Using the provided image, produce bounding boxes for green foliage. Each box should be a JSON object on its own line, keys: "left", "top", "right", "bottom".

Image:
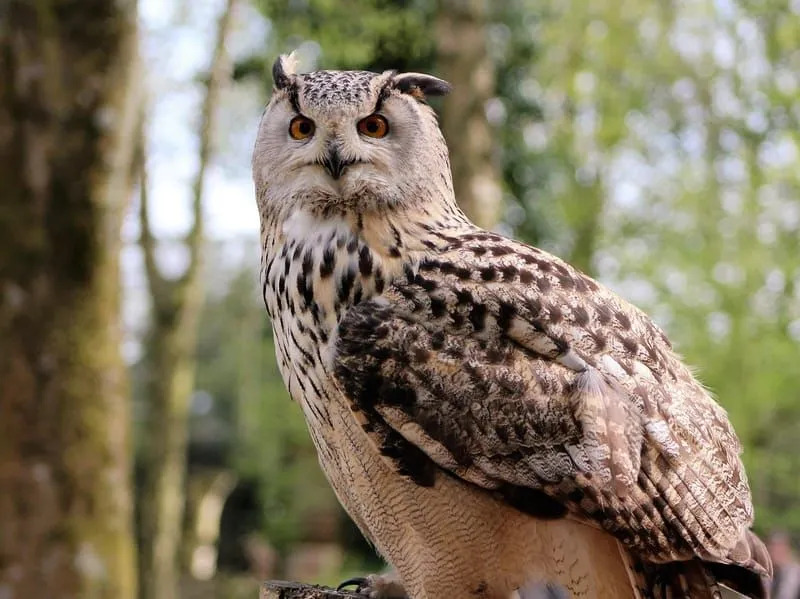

{"left": 256, "top": 0, "right": 436, "bottom": 72}
{"left": 489, "top": 1, "right": 549, "bottom": 245}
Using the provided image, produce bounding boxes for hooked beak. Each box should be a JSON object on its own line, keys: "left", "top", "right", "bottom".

{"left": 321, "top": 145, "right": 355, "bottom": 180}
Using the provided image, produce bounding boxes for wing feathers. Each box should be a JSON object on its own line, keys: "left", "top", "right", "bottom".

{"left": 569, "top": 368, "right": 642, "bottom": 494}
{"left": 333, "top": 231, "right": 768, "bottom": 592}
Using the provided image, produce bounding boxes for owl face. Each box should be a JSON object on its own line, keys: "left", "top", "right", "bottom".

{"left": 253, "top": 55, "right": 452, "bottom": 217}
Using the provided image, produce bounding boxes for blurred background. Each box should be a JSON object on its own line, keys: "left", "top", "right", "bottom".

{"left": 1, "top": 0, "right": 800, "bottom": 598}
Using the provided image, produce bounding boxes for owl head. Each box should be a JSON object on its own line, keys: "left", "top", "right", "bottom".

{"left": 252, "top": 54, "right": 453, "bottom": 219}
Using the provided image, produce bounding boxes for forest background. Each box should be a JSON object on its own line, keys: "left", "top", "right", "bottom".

{"left": 1, "top": 0, "right": 799, "bottom": 598}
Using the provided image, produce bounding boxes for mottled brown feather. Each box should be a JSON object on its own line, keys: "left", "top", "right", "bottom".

{"left": 335, "top": 232, "right": 771, "bottom": 596}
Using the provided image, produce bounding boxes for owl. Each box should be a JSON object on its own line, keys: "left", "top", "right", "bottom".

{"left": 252, "top": 54, "right": 772, "bottom": 599}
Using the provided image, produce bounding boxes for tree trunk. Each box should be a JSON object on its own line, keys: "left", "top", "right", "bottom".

{"left": 0, "top": 2, "right": 140, "bottom": 598}
{"left": 138, "top": 308, "right": 204, "bottom": 599}
{"left": 136, "top": 1, "right": 237, "bottom": 597}
{"left": 183, "top": 469, "right": 238, "bottom": 579}
{"left": 565, "top": 183, "right": 603, "bottom": 275}
{"left": 436, "top": 0, "right": 503, "bottom": 229}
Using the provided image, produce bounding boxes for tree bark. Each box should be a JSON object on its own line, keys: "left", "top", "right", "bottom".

{"left": 0, "top": 1, "right": 140, "bottom": 598}
{"left": 136, "top": 1, "right": 237, "bottom": 597}
{"left": 436, "top": 0, "right": 503, "bottom": 229}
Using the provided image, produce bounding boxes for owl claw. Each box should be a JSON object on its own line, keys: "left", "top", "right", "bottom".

{"left": 337, "top": 574, "right": 408, "bottom": 598}
{"left": 337, "top": 577, "right": 368, "bottom": 592}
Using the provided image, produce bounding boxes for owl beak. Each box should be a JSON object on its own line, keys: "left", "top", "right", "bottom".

{"left": 321, "top": 146, "right": 353, "bottom": 180}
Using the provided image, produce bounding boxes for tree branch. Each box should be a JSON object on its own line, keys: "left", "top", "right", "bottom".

{"left": 181, "top": 0, "right": 238, "bottom": 290}
{"left": 136, "top": 117, "right": 169, "bottom": 311}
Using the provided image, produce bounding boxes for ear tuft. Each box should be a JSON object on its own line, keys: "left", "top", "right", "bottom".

{"left": 393, "top": 72, "right": 452, "bottom": 99}
{"left": 272, "top": 52, "right": 299, "bottom": 90}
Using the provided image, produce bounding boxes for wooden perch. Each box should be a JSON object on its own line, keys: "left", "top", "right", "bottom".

{"left": 259, "top": 578, "right": 751, "bottom": 598}
{"left": 260, "top": 581, "right": 363, "bottom": 599}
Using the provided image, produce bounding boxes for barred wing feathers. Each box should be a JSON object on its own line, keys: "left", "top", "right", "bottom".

{"left": 333, "top": 231, "right": 769, "bottom": 596}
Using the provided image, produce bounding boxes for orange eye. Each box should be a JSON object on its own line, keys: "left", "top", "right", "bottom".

{"left": 357, "top": 114, "right": 389, "bottom": 138}
{"left": 289, "top": 116, "right": 315, "bottom": 140}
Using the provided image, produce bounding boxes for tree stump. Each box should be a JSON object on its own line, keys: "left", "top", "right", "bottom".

{"left": 260, "top": 581, "right": 362, "bottom": 599}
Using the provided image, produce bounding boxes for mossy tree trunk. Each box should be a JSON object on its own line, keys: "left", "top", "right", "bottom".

{"left": 436, "top": 0, "right": 503, "bottom": 229}
{"left": 136, "top": 1, "right": 237, "bottom": 598}
{"left": 0, "top": 1, "right": 141, "bottom": 598}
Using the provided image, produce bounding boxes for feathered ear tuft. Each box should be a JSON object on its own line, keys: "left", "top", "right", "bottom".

{"left": 392, "top": 72, "right": 452, "bottom": 99}
{"left": 272, "top": 52, "right": 299, "bottom": 90}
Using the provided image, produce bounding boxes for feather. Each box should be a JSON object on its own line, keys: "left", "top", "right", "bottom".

{"left": 334, "top": 231, "right": 770, "bottom": 596}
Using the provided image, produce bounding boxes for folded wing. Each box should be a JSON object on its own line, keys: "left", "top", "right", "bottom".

{"left": 333, "top": 232, "right": 769, "bottom": 592}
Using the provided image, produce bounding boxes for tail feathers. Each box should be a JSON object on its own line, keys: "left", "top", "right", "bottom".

{"left": 706, "top": 529, "right": 772, "bottom": 599}
{"left": 633, "top": 558, "right": 770, "bottom": 599}
{"left": 726, "top": 530, "right": 773, "bottom": 579}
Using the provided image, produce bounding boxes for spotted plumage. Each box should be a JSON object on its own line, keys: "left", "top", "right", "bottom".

{"left": 253, "top": 54, "right": 771, "bottom": 599}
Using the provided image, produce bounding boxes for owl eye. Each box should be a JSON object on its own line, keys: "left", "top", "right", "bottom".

{"left": 357, "top": 114, "right": 389, "bottom": 138}
{"left": 289, "top": 116, "right": 315, "bottom": 140}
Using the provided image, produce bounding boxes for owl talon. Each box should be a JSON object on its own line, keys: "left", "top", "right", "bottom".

{"left": 337, "top": 574, "right": 408, "bottom": 598}
{"left": 337, "top": 577, "right": 368, "bottom": 593}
